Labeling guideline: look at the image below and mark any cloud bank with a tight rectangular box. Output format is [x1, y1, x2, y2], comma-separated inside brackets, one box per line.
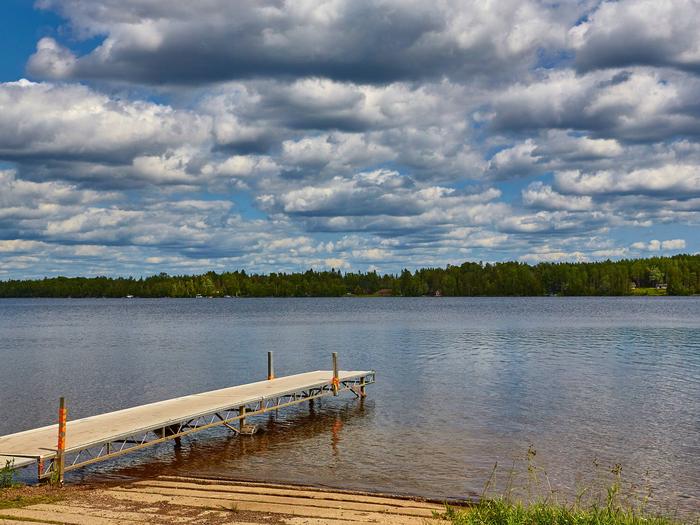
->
[0, 0, 698, 277]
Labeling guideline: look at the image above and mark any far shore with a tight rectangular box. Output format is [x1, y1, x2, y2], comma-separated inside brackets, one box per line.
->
[2, 254, 698, 298]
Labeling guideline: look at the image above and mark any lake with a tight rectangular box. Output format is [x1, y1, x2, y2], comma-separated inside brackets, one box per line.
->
[0, 297, 698, 514]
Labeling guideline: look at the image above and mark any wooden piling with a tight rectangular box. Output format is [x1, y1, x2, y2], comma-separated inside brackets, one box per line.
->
[55, 397, 66, 486]
[239, 405, 246, 431]
[267, 351, 275, 380]
[332, 352, 339, 396]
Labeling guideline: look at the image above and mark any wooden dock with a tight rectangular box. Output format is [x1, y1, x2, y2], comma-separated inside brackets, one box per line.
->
[0, 353, 374, 483]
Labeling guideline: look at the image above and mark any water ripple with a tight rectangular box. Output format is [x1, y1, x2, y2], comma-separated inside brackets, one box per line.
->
[0, 297, 698, 514]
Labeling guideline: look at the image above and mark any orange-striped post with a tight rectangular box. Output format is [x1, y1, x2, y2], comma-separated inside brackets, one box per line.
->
[332, 352, 339, 396]
[56, 397, 67, 486]
[37, 458, 44, 480]
[267, 351, 275, 380]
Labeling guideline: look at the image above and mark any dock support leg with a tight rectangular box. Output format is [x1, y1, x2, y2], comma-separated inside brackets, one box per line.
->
[267, 351, 274, 380]
[360, 376, 367, 398]
[332, 352, 339, 396]
[55, 397, 66, 486]
[239, 405, 246, 432]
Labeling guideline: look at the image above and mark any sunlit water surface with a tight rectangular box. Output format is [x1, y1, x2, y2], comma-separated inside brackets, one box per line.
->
[0, 298, 698, 514]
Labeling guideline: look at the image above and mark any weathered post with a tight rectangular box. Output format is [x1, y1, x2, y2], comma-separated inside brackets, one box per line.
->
[55, 397, 66, 486]
[332, 352, 339, 396]
[360, 375, 367, 398]
[239, 405, 246, 432]
[267, 351, 275, 380]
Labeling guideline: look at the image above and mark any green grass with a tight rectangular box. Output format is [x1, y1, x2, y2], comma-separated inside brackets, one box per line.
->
[0, 492, 65, 511]
[0, 461, 19, 490]
[0, 460, 65, 511]
[630, 287, 667, 296]
[439, 448, 696, 525]
[442, 497, 686, 525]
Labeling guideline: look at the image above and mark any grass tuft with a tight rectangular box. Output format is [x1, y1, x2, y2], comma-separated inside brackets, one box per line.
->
[0, 491, 65, 511]
[0, 461, 19, 490]
[0, 462, 65, 512]
[441, 497, 687, 525]
[438, 447, 697, 525]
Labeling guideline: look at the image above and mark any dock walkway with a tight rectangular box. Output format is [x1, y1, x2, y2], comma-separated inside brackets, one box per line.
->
[0, 366, 374, 481]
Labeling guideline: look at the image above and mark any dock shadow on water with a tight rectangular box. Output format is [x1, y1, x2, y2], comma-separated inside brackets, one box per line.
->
[75, 398, 379, 492]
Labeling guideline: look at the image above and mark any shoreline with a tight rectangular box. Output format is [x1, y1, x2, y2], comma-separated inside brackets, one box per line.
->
[0, 475, 454, 524]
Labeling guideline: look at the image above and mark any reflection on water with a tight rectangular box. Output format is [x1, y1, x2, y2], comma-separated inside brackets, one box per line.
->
[0, 297, 698, 514]
[81, 398, 375, 488]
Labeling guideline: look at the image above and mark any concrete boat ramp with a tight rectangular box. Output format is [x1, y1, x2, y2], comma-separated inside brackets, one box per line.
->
[0, 354, 374, 482]
[0, 476, 449, 524]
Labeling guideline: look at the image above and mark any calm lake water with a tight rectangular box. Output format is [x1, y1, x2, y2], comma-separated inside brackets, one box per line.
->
[0, 298, 698, 513]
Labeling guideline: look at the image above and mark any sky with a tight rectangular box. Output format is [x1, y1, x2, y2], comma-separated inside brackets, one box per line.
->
[0, 0, 699, 279]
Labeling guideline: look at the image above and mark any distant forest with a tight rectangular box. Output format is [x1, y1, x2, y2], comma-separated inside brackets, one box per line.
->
[1, 255, 698, 298]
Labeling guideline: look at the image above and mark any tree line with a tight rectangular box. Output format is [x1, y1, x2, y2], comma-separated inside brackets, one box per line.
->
[0, 255, 698, 298]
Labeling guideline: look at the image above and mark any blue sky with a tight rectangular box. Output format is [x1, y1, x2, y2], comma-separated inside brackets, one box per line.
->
[0, 1, 55, 80]
[0, 0, 698, 278]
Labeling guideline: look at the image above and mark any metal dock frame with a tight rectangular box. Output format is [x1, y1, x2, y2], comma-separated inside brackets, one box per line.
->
[0, 353, 374, 483]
